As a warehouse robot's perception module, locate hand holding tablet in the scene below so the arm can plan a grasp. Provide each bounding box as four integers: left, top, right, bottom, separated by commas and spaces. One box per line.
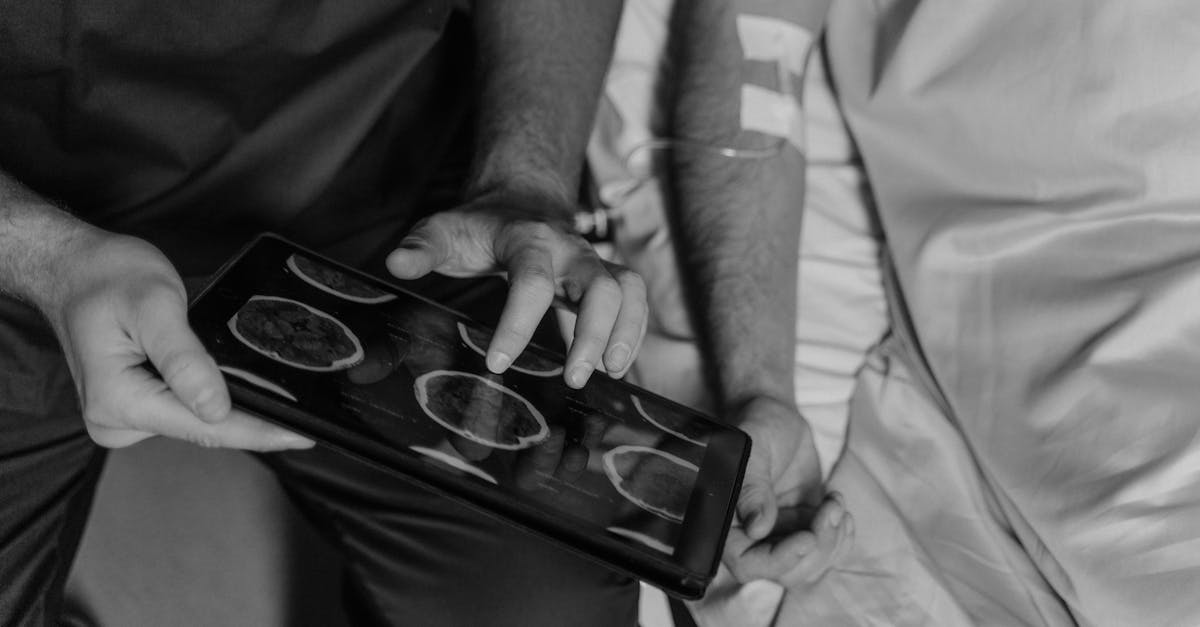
189, 234, 750, 599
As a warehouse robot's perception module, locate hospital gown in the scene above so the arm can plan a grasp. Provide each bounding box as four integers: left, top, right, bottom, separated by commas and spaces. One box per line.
594, 1, 1200, 625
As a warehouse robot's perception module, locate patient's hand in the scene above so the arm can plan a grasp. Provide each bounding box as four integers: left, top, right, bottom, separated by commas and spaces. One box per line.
722, 396, 853, 585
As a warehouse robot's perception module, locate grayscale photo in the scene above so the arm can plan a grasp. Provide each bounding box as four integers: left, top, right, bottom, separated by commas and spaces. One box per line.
0, 1, 1192, 626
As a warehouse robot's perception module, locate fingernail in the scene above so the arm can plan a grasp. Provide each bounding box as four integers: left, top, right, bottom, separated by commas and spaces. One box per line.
568, 363, 593, 388
487, 351, 511, 373
282, 432, 316, 448
606, 343, 631, 372
398, 237, 423, 250
827, 502, 845, 528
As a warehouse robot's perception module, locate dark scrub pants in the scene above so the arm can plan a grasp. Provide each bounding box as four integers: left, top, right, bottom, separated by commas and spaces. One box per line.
0, 283, 638, 627
0, 299, 107, 625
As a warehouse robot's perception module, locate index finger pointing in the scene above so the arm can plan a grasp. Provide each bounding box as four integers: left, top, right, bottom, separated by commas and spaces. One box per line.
602, 266, 647, 377
487, 246, 556, 374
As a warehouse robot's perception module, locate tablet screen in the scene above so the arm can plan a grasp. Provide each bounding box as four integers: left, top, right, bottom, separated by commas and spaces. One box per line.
189, 236, 745, 591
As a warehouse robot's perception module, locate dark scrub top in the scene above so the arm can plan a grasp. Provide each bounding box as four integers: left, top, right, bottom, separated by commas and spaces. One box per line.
0, 8, 644, 626
0, 0, 465, 276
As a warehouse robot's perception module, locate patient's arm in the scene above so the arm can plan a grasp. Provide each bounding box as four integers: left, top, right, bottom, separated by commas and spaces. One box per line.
669, 0, 851, 584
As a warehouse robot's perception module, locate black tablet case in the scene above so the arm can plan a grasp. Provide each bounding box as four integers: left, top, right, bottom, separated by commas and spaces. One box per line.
188, 234, 750, 599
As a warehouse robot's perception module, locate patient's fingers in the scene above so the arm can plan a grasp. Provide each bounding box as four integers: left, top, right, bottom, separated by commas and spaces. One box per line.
736, 470, 781, 541
723, 525, 816, 582
723, 494, 850, 584
781, 494, 852, 586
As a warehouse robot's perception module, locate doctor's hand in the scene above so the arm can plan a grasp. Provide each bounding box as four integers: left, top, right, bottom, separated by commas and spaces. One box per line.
385, 189, 648, 389
722, 395, 853, 586
43, 232, 315, 452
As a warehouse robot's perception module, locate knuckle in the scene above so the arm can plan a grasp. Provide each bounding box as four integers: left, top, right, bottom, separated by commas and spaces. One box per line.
128, 284, 186, 331
131, 277, 185, 311
588, 275, 622, 301
414, 216, 454, 243
517, 258, 555, 281
510, 220, 559, 243
158, 350, 201, 382
419, 213, 459, 235
578, 336, 608, 354
512, 269, 555, 295
159, 352, 216, 393
615, 268, 646, 292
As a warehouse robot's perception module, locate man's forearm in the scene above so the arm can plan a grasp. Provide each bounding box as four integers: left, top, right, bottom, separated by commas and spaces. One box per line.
469, 0, 623, 210
0, 172, 99, 310
670, 0, 824, 413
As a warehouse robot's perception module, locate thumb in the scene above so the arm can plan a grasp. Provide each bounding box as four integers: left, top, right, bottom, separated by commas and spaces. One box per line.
386, 219, 451, 280
136, 288, 231, 424
737, 467, 780, 541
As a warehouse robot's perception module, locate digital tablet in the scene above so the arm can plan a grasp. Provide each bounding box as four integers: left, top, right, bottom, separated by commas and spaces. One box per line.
188, 233, 750, 599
